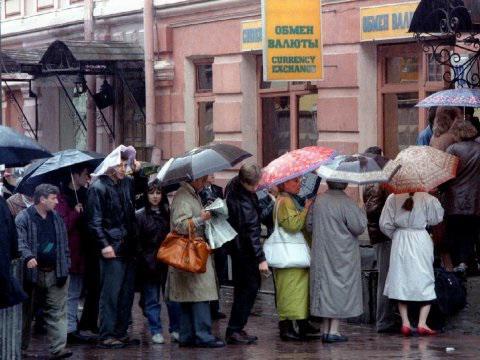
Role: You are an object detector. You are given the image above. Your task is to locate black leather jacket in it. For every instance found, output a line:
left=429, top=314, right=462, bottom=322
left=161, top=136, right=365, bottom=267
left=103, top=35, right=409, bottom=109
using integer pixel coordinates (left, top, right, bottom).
left=225, top=176, right=265, bottom=263
left=86, top=175, right=137, bottom=256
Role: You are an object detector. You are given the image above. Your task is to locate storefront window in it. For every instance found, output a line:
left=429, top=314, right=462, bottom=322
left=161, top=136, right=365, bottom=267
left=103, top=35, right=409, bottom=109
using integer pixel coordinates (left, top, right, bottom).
left=383, top=92, right=419, bottom=158
left=386, top=56, right=419, bottom=83
left=298, top=94, right=319, bottom=148
left=428, top=54, right=444, bottom=82
left=262, top=97, right=290, bottom=165
left=198, top=101, right=214, bottom=146
left=196, top=63, right=213, bottom=92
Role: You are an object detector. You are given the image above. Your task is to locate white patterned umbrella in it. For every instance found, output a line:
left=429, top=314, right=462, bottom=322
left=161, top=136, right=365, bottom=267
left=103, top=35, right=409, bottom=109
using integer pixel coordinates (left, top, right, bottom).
left=384, top=146, right=459, bottom=194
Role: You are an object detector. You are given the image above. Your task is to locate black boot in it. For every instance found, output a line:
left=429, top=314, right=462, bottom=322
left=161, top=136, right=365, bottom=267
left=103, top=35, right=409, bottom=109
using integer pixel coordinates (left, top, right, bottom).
left=279, top=320, right=302, bottom=341
left=297, top=320, right=323, bottom=340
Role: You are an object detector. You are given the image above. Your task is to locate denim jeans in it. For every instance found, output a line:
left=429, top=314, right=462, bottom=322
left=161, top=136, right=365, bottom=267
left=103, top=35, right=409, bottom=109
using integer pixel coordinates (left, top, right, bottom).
left=67, top=273, right=83, bottom=333
left=99, top=257, right=136, bottom=339
left=179, top=301, right=215, bottom=344
left=140, top=281, right=181, bottom=335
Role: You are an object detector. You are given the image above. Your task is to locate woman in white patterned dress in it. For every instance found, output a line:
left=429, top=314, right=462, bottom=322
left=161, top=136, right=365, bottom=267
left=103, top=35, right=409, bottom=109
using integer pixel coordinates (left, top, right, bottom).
left=380, top=192, right=444, bottom=337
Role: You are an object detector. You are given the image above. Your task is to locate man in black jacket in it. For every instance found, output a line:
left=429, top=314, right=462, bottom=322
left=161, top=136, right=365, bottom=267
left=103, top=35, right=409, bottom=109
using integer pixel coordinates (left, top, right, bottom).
left=86, top=151, right=143, bottom=349
left=225, top=164, right=269, bottom=345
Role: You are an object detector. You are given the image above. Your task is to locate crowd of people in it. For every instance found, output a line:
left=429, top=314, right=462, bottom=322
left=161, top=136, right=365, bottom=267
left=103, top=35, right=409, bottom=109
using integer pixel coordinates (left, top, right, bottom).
left=1, top=105, right=480, bottom=359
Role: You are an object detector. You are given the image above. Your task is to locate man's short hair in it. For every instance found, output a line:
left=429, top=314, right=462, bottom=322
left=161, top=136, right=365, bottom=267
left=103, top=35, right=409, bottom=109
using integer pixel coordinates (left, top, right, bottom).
left=239, top=164, right=262, bottom=186
left=33, top=184, right=60, bottom=205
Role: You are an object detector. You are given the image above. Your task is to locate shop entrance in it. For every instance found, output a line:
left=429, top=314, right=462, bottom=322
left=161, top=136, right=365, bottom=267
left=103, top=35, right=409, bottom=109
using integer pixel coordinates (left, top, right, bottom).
left=378, top=44, right=445, bottom=158
left=258, top=58, right=319, bottom=166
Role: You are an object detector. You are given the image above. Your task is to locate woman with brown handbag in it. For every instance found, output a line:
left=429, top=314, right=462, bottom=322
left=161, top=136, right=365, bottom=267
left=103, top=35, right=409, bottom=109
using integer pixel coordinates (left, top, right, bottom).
left=165, top=175, right=225, bottom=348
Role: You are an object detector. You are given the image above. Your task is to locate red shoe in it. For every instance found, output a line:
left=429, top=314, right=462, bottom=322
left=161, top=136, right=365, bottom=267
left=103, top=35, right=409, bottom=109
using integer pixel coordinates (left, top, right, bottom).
left=400, top=325, right=412, bottom=337
left=418, top=327, right=437, bottom=336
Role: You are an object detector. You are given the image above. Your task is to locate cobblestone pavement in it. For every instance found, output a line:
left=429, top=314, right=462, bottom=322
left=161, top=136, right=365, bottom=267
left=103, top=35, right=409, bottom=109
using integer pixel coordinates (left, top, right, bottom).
left=28, top=290, right=480, bottom=360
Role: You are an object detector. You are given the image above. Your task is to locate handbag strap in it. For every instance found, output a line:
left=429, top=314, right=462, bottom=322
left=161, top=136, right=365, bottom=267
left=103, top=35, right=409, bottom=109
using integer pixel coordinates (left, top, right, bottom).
left=187, top=219, right=196, bottom=241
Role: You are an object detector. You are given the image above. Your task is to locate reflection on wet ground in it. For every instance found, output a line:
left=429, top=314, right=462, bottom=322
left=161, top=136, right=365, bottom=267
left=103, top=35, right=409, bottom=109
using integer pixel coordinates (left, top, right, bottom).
left=29, top=289, right=480, bottom=359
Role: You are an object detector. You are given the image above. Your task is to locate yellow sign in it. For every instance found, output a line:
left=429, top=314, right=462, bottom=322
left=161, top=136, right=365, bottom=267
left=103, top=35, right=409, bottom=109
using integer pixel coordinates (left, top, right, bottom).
left=360, top=2, right=419, bottom=42
left=241, top=20, right=262, bottom=52
left=262, top=0, right=323, bottom=81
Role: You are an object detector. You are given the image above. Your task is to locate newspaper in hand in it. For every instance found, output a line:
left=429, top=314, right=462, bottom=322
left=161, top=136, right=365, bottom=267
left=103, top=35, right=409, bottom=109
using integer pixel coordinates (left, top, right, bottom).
left=204, top=198, right=237, bottom=249
left=204, top=198, right=229, bottom=216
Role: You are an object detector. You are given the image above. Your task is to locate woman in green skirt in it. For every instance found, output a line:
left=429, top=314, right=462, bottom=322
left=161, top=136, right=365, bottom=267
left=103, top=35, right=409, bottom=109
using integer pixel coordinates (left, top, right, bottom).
left=273, top=177, right=320, bottom=341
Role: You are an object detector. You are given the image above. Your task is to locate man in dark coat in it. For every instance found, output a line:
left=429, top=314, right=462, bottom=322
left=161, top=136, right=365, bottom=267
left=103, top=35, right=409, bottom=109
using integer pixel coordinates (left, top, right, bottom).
left=0, top=195, right=27, bottom=309
left=86, top=150, right=144, bottom=349
left=225, top=164, right=269, bottom=345
left=363, top=146, right=397, bottom=333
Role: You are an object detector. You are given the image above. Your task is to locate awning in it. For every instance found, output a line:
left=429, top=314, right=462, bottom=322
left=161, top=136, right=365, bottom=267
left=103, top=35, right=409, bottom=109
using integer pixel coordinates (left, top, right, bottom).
left=0, top=48, right=45, bottom=74
left=1, top=40, right=144, bottom=75
left=40, top=40, right=144, bottom=74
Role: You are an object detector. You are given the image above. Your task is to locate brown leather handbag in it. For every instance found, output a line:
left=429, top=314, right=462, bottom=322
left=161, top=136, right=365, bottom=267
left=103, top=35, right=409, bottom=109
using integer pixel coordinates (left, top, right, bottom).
left=156, top=219, right=211, bottom=273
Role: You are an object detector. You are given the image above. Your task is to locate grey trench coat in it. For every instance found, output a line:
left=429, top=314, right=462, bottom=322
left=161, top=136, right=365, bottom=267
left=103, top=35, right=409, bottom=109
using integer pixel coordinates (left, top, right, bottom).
left=166, top=182, right=218, bottom=302
left=308, top=189, right=367, bottom=318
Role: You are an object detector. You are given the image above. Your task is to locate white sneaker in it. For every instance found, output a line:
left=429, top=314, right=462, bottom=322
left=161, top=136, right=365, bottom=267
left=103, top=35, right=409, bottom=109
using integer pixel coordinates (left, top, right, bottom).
left=170, top=331, right=180, bottom=343
left=152, top=333, right=165, bottom=344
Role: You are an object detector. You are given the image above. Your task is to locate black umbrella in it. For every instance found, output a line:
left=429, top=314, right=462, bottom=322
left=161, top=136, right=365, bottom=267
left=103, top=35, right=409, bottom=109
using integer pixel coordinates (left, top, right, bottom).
left=16, top=149, right=104, bottom=196
left=408, top=0, right=473, bottom=33
left=157, top=143, right=252, bottom=187
left=0, top=125, right=52, bottom=167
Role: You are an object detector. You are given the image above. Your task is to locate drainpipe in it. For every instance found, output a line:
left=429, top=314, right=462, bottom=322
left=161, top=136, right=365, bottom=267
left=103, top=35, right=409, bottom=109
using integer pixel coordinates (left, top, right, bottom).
left=144, top=0, right=156, bottom=147
left=85, top=0, right=97, bottom=151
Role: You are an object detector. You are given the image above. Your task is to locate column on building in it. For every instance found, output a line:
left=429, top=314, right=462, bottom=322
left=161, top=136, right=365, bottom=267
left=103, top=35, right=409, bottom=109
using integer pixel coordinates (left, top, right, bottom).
left=212, top=54, right=257, bottom=188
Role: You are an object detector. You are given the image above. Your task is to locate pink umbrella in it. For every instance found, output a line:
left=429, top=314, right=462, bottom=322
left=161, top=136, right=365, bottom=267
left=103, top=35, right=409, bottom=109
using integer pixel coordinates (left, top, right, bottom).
left=259, top=146, right=336, bottom=189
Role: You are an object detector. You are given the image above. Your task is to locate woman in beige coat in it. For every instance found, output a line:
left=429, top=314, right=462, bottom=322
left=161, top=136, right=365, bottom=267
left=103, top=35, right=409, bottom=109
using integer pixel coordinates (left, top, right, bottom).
left=166, top=176, right=225, bottom=348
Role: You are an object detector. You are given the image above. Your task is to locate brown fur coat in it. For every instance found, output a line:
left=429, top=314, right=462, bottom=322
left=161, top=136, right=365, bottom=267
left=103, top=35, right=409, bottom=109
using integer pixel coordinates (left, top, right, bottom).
left=430, top=106, right=478, bottom=151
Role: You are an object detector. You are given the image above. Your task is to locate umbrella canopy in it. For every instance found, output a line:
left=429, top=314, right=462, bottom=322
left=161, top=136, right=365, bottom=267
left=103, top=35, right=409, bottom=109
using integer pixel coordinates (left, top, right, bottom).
left=408, top=0, right=473, bottom=33
left=316, top=154, right=401, bottom=185
left=157, top=143, right=252, bottom=187
left=16, top=149, right=104, bottom=196
left=259, top=146, right=336, bottom=189
left=0, top=125, right=52, bottom=167
left=384, top=146, right=459, bottom=194
left=416, top=88, right=480, bottom=108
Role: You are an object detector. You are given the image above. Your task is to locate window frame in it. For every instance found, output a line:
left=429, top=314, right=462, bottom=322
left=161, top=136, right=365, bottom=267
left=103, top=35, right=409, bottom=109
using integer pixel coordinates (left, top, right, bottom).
left=194, top=59, right=214, bottom=94
left=377, top=43, right=447, bottom=155
left=256, top=56, right=318, bottom=166
left=194, top=59, right=215, bottom=146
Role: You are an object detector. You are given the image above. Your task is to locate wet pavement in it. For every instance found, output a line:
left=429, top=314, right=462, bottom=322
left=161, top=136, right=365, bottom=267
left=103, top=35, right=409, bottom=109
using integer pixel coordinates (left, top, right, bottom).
left=29, top=290, right=480, bottom=360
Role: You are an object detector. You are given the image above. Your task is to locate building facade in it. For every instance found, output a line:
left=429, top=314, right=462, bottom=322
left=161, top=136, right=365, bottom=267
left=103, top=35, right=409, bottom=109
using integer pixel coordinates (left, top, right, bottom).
left=1, top=0, right=446, bottom=187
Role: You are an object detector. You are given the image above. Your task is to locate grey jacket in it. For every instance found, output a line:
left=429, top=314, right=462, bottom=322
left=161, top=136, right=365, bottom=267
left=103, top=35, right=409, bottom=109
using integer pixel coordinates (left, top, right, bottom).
left=16, top=207, right=70, bottom=283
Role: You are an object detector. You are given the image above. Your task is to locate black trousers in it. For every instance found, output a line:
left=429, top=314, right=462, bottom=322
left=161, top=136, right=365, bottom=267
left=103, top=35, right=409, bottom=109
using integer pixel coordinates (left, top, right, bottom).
left=79, top=253, right=100, bottom=332
left=226, top=255, right=261, bottom=336
left=446, top=215, right=480, bottom=267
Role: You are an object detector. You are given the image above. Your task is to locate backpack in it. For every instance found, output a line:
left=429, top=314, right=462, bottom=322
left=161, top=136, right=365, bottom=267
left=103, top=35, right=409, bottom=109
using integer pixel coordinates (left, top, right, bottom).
left=434, top=268, right=467, bottom=316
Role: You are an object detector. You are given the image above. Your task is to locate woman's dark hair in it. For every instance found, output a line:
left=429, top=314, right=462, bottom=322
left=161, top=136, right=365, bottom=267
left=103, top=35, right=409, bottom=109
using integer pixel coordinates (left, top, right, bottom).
left=146, top=179, right=170, bottom=215
left=33, top=184, right=60, bottom=204
left=402, top=192, right=415, bottom=212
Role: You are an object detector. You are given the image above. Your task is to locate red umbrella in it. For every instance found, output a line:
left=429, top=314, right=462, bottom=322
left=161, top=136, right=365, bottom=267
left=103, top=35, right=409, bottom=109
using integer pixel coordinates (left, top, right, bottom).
left=384, top=146, right=459, bottom=194
left=259, top=146, right=336, bottom=189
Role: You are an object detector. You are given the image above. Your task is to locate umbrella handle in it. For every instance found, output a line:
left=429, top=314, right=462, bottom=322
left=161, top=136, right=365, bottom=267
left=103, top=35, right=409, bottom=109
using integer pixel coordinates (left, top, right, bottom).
left=70, top=169, right=80, bottom=205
